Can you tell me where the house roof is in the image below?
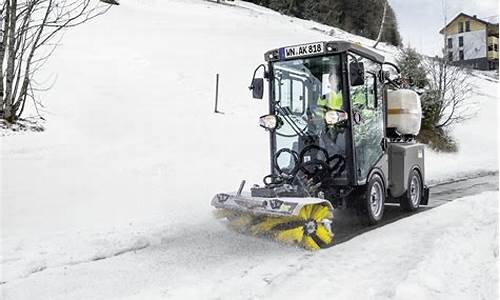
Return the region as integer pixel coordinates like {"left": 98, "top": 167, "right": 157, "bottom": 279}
{"left": 439, "top": 13, "right": 498, "bottom": 34}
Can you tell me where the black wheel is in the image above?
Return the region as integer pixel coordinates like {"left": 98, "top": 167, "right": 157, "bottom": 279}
{"left": 400, "top": 169, "right": 422, "bottom": 212}
{"left": 359, "top": 173, "right": 385, "bottom": 225}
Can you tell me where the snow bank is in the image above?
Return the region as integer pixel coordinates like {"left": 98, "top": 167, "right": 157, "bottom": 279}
{"left": 425, "top": 72, "right": 498, "bottom": 183}
{"left": 253, "top": 191, "right": 499, "bottom": 300}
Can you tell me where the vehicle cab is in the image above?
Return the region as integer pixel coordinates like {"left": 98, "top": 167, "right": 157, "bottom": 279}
{"left": 252, "top": 41, "right": 390, "bottom": 209}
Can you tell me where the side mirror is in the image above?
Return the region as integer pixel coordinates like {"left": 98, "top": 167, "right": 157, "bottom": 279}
{"left": 349, "top": 62, "right": 365, "bottom": 86}
{"left": 250, "top": 78, "right": 264, "bottom": 99}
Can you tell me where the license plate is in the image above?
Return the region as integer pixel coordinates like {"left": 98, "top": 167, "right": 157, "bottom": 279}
{"left": 282, "top": 42, "right": 324, "bottom": 59}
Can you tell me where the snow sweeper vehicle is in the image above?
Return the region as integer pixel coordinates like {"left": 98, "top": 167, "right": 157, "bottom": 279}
{"left": 211, "top": 41, "right": 429, "bottom": 250}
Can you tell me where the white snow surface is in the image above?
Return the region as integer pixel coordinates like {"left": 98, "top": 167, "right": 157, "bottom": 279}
{"left": 2, "top": 192, "right": 498, "bottom": 299}
{"left": 0, "top": 0, "right": 498, "bottom": 298}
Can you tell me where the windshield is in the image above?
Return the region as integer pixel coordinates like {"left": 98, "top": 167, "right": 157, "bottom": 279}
{"left": 272, "top": 54, "right": 347, "bottom": 181}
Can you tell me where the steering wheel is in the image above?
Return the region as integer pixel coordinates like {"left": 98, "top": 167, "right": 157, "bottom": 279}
{"left": 298, "top": 145, "right": 330, "bottom": 177}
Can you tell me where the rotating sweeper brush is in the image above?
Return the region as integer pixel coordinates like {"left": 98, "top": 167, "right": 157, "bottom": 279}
{"left": 211, "top": 41, "right": 429, "bottom": 250}
{"left": 212, "top": 184, "right": 334, "bottom": 249}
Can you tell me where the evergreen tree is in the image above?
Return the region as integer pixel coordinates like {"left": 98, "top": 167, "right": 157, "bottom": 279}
{"left": 245, "top": 0, "right": 401, "bottom": 46}
{"left": 396, "top": 47, "right": 428, "bottom": 89}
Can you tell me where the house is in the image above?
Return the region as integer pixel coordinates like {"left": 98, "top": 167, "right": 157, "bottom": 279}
{"left": 439, "top": 13, "right": 499, "bottom": 70}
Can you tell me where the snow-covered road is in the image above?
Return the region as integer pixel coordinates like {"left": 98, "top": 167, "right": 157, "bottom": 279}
{"left": 2, "top": 188, "right": 498, "bottom": 300}
{"left": 2, "top": 175, "right": 498, "bottom": 300}
{"left": 334, "top": 172, "right": 499, "bottom": 244}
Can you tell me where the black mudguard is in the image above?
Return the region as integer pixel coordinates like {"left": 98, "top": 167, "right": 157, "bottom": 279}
{"left": 421, "top": 185, "right": 430, "bottom": 205}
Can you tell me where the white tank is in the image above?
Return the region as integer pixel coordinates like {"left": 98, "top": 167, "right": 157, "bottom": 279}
{"left": 386, "top": 89, "right": 422, "bottom": 135}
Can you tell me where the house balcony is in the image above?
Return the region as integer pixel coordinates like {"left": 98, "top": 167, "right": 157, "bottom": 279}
{"left": 488, "top": 35, "right": 498, "bottom": 45}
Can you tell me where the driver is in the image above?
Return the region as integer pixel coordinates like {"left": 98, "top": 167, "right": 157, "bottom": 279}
{"left": 310, "top": 68, "right": 345, "bottom": 146}
{"left": 316, "top": 67, "right": 367, "bottom": 114}
{"left": 317, "top": 68, "right": 343, "bottom": 114}
{"left": 311, "top": 66, "right": 360, "bottom": 165}
{"left": 306, "top": 68, "right": 343, "bottom": 135}
{"left": 303, "top": 67, "right": 346, "bottom": 166}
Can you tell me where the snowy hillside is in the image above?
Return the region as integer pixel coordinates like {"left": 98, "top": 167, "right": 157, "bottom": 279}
{"left": 1, "top": 0, "right": 498, "bottom": 298}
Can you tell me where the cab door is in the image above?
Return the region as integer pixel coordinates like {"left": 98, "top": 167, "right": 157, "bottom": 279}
{"left": 349, "top": 58, "right": 384, "bottom": 183}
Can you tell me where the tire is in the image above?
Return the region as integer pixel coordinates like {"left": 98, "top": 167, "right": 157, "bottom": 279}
{"left": 359, "top": 173, "right": 385, "bottom": 225}
{"left": 400, "top": 169, "right": 422, "bottom": 212}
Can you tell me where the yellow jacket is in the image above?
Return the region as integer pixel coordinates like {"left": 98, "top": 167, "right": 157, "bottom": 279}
{"left": 317, "top": 90, "right": 367, "bottom": 112}
{"left": 317, "top": 91, "right": 343, "bottom": 111}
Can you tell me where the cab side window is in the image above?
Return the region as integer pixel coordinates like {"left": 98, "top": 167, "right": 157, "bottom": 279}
{"left": 275, "top": 71, "right": 307, "bottom": 115}
{"left": 350, "top": 69, "right": 377, "bottom": 110}
{"left": 366, "top": 73, "right": 377, "bottom": 109}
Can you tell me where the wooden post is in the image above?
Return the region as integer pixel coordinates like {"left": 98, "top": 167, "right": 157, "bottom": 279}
{"left": 214, "top": 73, "right": 220, "bottom": 113}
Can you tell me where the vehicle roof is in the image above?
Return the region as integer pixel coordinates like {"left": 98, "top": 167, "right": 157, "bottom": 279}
{"left": 264, "top": 41, "right": 385, "bottom": 63}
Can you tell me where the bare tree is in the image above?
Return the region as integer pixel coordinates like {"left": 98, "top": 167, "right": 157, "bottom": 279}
{"left": 372, "top": 0, "right": 387, "bottom": 48}
{"left": 422, "top": 57, "right": 474, "bottom": 129}
{"left": 0, "top": 0, "right": 117, "bottom": 123}
{"left": 397, "top": 46, "right": 474, "bottom": 151}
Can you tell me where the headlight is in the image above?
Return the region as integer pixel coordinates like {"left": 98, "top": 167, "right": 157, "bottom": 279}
{"left": 325, "top": 110, "right": 348, "bottom": 126}
{"left": 259, "top": 114, "right": 280, "bottom": 130}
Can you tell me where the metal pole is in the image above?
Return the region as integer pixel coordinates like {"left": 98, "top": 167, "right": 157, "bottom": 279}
{"left": 214, "top": 73, "right": 219, "bottom": 113}
{"left": 237, "top": 180, "right": 246, "bottom": 196}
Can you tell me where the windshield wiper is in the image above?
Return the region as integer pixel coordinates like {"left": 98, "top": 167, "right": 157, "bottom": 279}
{"left": 275, "top": 102, "right": 312, "bottom": 138}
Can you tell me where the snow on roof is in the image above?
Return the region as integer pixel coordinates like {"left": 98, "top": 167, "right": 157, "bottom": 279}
{"left": 439, "top": 12, "right": 499, "bottom": 34}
